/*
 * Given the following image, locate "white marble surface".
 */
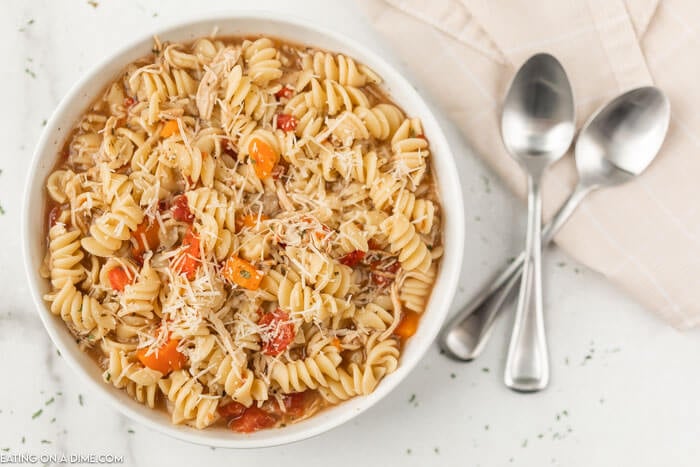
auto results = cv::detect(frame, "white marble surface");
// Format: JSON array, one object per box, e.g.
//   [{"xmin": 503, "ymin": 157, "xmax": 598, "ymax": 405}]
[{"xmin": 2, "ymin": 0, "xmax": 700, "ymax": 466}]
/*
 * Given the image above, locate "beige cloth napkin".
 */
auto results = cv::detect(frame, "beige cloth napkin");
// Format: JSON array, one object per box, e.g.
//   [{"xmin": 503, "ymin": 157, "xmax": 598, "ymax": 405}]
[{"xmin": 357, "ymin": 0, "xmax": 700, "ymax": 329}]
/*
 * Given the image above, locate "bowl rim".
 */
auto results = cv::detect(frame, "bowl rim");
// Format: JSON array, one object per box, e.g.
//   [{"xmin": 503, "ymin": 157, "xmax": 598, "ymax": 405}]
[{"xmin": 21, "ymin": 9, "xmax": 465, "ymax": 448}]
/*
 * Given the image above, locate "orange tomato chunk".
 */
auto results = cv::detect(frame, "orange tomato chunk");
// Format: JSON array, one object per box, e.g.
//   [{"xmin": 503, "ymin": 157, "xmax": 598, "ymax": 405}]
[
  {"xmin": 172, "ymin": 227, "xmax": 200, "ymax": 280},
  {"xmin": 282, "ymin": 392, "xmax": 309, "ymax": 418},
  {"xmin": 228, "ymin": 407, "xmax": 277, "ymax": 433},
  {"xmin": 217, "ymin": 401, "xmax": 247, "ymax": 419},
  {"xmin": 160, "ymin": 120, "xmax": 180, "ymax": 138},
  {"xmin": 258, "ymin": 308, "xmax": 295, "ymax": 356},
  {"xmin": 108, "ymin": 267, "xmax": 132, "ymax": 292},
  {"xmin": 394, "ymin": 311, "xmax": 420, "ymax": 340},
  {"xmin": 131, "ymin": 220, "xmax": 160, "ymax": 259},
  {"xmin": 248, "ymin": 138, "xmax": 278, "ymax": 179},
  {"xmin": 222, "ymin": 255, "xmax": 263, "ymax": 290},
  {"xmin": 136, "ymin": 338, "xmax": 186, "ymax": 375}
]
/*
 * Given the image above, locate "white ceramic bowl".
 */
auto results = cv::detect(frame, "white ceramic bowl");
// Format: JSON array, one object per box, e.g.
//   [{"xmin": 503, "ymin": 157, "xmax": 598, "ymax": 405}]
[{"xmin": 22, "ymin": 11, "xmax": 465, "ymax": 448}]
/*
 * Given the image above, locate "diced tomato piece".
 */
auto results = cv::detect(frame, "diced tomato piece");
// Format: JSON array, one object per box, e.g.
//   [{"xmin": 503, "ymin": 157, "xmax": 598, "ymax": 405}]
[
  {"xmin": 276, "ymin": 114, "xmax": 298, "ymax": 133},
  {"xmin": 339, "ymin": 250, "xmax": 365, "ymax": 267},
  {"xmin": 173, "ymin": 227, "xmax": 200, "ymax": 280},
  {"xmin": 248, "ymin": 138, "xmax": 278, "ymax": 179},
  {"xmin": 108, "ymin": 267, "xmax": 132, "ymax": 292},
  {"xmin": 124, "ymin": 96, "xmax": 136, "ymax": 108},
  {"xmin": 48, "ymin": 206, "xmax": 61, "ymax": 227},
  {"xmin": 136, "ymin": 338, "xmax": 186, "ymax": 375},
  {"xmin": 171, "ymin": 194, "xmax": 194, "ymax": 223},
  {"xmin": 131, "ymin": 220, "xmax": 160, "ymax": 259},
  {"xmin": 222, "ymin": 255, "xmax": 264, "ymax": 290},
  {"xmin": 275, "ymin": 86, "xmax": 294, "ymax": 100},
  {"xmin": 258, "ymin": 308, "xmax": 295, "ymax": 356},
  {"xmin": 217, "ymin": 401, "xmax": 247, "ymax": 419},
  {"xmin": 394, "ymin": 311, "xmax": 420, "ymax": 340},
  {"xmin": 160, "ymin": 120, "xmax": 180, "ymax": 138},
  {"xmin": 228, "ymin": 407, "xmax": 277, "ymax": 433},
  {"xmin": 282, "ymin": 392, "xmax": 308, "ymax": 418}
]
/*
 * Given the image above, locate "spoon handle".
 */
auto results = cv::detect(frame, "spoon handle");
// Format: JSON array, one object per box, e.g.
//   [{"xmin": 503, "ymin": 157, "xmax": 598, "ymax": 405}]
[
  {"xmin": 439, "ymin": 182, "xmax": 590, "ymax": 361},
  {"xmin": 504, "ymin": 175, "xmax": 548, "ymax": 392}
]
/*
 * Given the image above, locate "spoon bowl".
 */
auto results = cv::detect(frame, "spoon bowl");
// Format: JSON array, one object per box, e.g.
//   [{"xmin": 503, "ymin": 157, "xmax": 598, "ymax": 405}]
[
  {"xmin": 502, "ymin": 53, "xmax": 576, "ymax": 171},
  {"xmin": 575, "ymin": 86, "xmax": 670, "ymax": 187}
]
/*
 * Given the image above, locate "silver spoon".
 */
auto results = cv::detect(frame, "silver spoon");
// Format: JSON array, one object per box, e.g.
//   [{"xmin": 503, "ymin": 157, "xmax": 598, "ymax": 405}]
[
  {"xmin": 440, "ymin": 86, "xmax": 671, "ymax": 367},
  {"xmin": 499, "ymin": 54, "xmax": 575, "ymax": 392}
]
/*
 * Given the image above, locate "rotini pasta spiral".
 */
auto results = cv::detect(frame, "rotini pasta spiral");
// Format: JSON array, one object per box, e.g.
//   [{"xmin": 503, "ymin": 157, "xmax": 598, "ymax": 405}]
[
  {"xmin": 119, "ymin": 261, "xmax": 161, "ymax": 324},
  {"xmin": 47, "ymin": 224, "xmax": 85, "ymax": 289},
  {"xmin": 104, "ymin": 348, "xmax": 160, "ymax": 408},
  {"xmin": 316, "ymin": 144, "xmax": 379, "ymax": 187},
  {"xmin": 185, "ymin": 187, "xmax": 236, "ymax": 251},
  {"xmin": 317, "ymin": 363, "xmax": 366, "ymax": 403},
  {"xmin": 320, "ymin": 334, "xmax": 399, "ymax": 404},
  {"xmin": 328, "ymin": 111, "xmax": 370, "ymax": 145},
  {"xmin": 69, "ymin": 131, "xmax": 102, "ymax": 170},
  {"xmin": 100, "ymin": 166, "xmax": 134, "ymax": 204},
  {"xmin": 337, "ymin": 220, "xmax": 370, "ymax": 254},
  {"xmin": 370, "ymin": 173, "xmax": 435, "ymax": 233},
  {"xmin": 99, "ymin": 117, "xmax": 135, "ymax": 169},
  {"xmin": 354, "ymin": 302, "xmax": 395, "ymax": 332},
  {"xmin": 189, "ymin": 335, "xmax": 268, "ymax": 406},
  {"xmin": 391, "ymin": 118, "xmax": 429, "ymax": 188},
  {"xmin": 160, "ymin": 139, "xmax": 216, "ymax": 188},
  {"xmin": 399, "ymin": 264, "xmax": 437, "ymax": 313},
  {"xmin": 158, "ymin": 370, "xmax": 219, "ymax": 429},
  {"xmin": 353, "ymin": 104, "xmax": 404, "ymax": 141},
  {"xmin": 283, "ymin": 93, "xmax": 325, "ymax": 139},
  {"xmin": 46, "ymin": 169, "xmax": 80, "ymax": 204},
  {"xmin": 302, "ymin": 51, "xmax": 370, "ymax": 87},
  {"xmin": 304, "ymin": 78, "xmax": 369, "ymax": 117},
  {"xmin": 269, "ymin": 345, "xmax": 342, "ymax": 393},
  {"xmin": 129, "ymin": 66, "xmax": 198, "ymax": 102},
  {"xmin": 381, "ymin": 213, "xmax": 432, "ymax": 272},
  {"xmin": 284, "ymin": 246, "xmax": 354, "ymax": 296},
  {"xmin": 364, "ymin": 333, "xmax": 400, "ymax": 374},
  {"xmin": 243, "ymin": 38, "xmax": 283, "ymax": 86},
  {"xmin": 278, "ymin": 279, "xmax": 355, "ymax": 323},
  {"xmin": 44, "ymin": 282, "xmax": 116, "ymax": 339},
  {"xmin": 81, "ymin": 188, "xmax": 144, "ymax": 258},
  {"xmin": 163, "ymin": 43, "xmax": 201, "ymax": 70}
]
